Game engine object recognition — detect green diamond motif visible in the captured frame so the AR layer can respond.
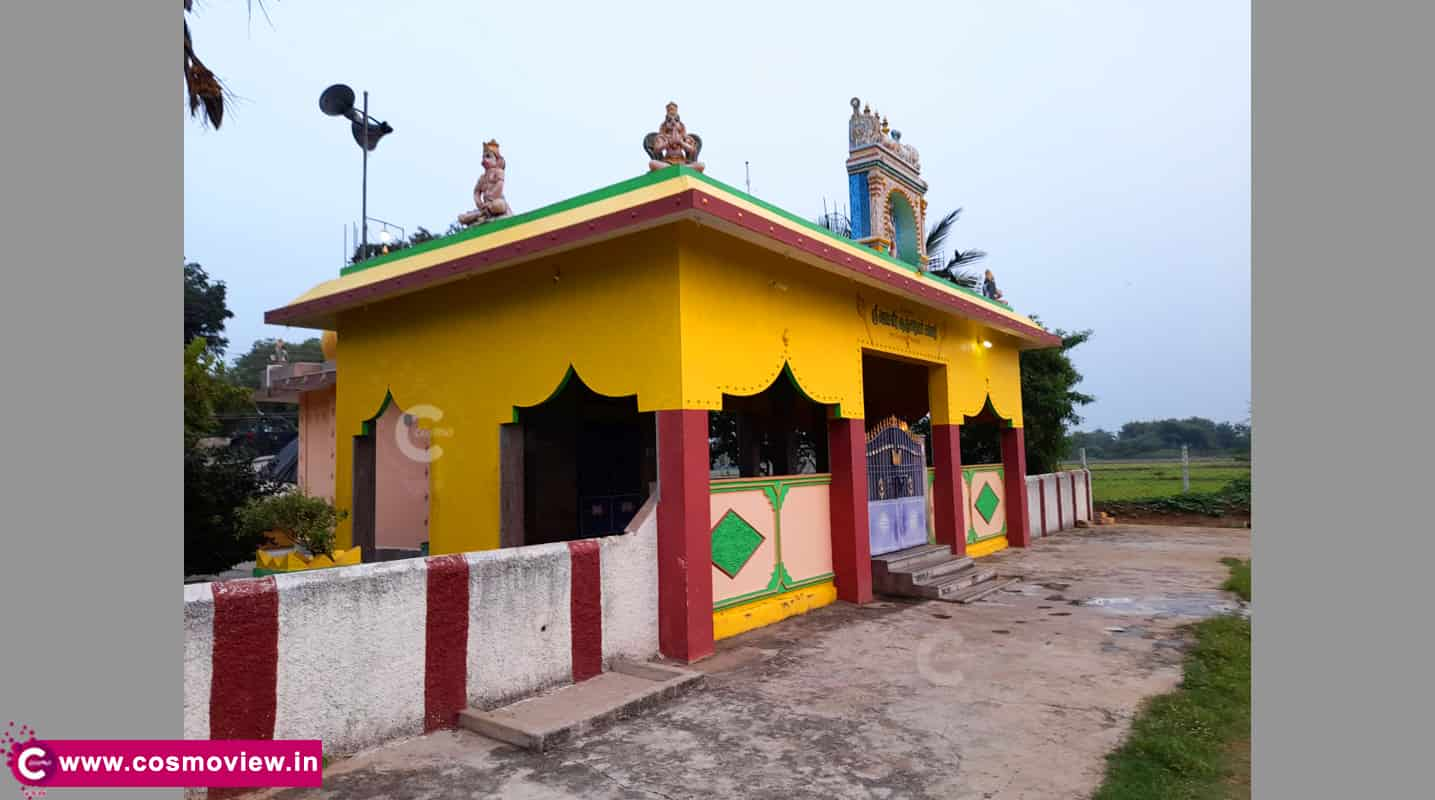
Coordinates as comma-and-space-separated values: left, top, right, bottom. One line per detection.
711, 510, 764, 578
974, 483, 1001, 524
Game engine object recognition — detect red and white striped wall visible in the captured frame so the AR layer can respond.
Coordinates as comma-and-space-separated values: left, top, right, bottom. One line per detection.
183, 501, 658, 755
1024, 469, 1093, 539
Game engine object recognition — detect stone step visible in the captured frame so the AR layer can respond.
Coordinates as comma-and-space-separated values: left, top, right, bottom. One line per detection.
918, 567, 997, 600
871, 545, 952, 579
907, 556, 974, 585
458, 659, 703, 752
877, 557, 975, 595
951, 576, 1022, 604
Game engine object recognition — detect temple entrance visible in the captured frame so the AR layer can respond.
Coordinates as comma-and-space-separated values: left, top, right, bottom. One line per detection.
506, 372, 655, 547
861, 351, 935, 555
865, 417, 928, 555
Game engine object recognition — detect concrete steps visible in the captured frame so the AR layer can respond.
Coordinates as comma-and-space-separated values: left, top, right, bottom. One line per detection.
872, 544, 1016, 604
458, 659, 703, 752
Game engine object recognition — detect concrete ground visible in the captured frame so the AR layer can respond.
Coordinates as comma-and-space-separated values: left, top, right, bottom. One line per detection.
256, 524, 1250, 800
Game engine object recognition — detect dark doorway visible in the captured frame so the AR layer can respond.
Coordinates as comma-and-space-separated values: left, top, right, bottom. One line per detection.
709, 369, 829, 478
961, 399, 1006, 466
351, 432, 377, 561
861, 351, 935, 465
514, 374, 655, 546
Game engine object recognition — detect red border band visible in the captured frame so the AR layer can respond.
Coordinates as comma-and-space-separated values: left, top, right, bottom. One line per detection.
424, 555, 471, 731
266, 189, 1059, 348
567, 540, 603, 682
210, 578, 279, 740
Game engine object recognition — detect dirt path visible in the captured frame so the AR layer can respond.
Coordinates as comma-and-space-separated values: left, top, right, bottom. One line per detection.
256, 525, 1250, 800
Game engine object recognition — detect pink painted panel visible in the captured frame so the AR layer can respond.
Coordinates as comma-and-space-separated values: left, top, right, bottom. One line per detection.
298, 386, 337, 502
710, 489, 778, 606
373, 402, 431, 550
967, 470, 1007, 539
779, 484, 834, 584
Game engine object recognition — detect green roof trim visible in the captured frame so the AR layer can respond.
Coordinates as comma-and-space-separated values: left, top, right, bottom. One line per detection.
338, 167, 689, 276
359, 390, 395, 436
335, 164, 1020, 319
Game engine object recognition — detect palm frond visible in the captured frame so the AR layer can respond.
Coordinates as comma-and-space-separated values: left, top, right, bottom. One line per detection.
183, 24, 225, 128
931, 267, 981, 289
948, 247, 987, 267
184, 2, 262, 130
924, 207, 963, 255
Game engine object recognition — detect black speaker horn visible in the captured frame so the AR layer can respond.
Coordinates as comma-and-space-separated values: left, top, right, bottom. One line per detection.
350, 119, 394, 151
319, 84, 355, 117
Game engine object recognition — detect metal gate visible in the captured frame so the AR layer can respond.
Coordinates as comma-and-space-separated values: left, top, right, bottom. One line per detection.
866, 417, 929, 556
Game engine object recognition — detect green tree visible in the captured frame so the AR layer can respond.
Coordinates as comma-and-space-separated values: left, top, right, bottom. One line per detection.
229, 337, 326, 389
924, 208, 986, 288
1019, 325, 1095, 474
185, 337, 252, 448
185, 447, 277, 575
908, 322, 1093, 473
184, 262, 234, 353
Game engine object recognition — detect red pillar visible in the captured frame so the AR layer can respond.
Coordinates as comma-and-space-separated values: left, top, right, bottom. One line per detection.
655, 410, 714, 663
1001, 427, 1032, 547
931, 424, 967, 557
827, 417, 874, 604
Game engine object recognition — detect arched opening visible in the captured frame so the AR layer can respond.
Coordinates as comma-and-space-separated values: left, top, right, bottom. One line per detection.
508, 371, 656, 546
961, 395, 1010, 466
351, 392, 433, 562
708, 367, 830, 478
889, 192, 920, 267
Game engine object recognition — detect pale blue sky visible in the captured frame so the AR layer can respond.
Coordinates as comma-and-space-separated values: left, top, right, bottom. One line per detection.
183, 0, 1250, 431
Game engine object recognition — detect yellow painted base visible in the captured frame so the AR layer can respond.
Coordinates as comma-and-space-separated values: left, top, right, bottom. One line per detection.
713, 581, 838, 641
966, 536, 1009, 559
255, 546, 362, 574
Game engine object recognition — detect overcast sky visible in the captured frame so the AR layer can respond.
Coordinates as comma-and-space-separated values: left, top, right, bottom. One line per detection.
183, 0, 1250, 432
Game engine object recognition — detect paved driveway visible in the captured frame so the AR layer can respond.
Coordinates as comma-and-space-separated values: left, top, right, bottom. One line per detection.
258, 525, 1250, 800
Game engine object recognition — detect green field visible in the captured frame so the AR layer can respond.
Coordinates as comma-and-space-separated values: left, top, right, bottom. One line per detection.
1063, 459, 1251, 503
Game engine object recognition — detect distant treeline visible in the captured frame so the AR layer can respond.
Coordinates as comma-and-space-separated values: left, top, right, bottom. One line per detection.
1067, 417, 1250, 460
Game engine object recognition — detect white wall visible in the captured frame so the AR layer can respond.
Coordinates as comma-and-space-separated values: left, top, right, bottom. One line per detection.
183, 500, 661, 755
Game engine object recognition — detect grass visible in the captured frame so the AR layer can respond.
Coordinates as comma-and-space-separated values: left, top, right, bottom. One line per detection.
1098, 477, 1250, 519
1221, 558, 1251, 601
1092, 560, 1251, 800
1065, 459, 1251, 503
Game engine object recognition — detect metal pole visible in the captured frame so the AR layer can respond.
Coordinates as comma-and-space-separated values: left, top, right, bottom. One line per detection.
361, 90, 369, 259
1080, 447, 1088, 469
745, 161, 751, 194
1181, 444, 1190, 493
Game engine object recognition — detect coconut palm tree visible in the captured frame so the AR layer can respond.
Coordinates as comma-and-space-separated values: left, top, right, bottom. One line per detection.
184, 1, 269, 129
924, 208, 987, 288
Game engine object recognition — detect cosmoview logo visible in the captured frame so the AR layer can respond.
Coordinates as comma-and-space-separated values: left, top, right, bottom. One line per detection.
396, 404, 448, 463
14, 745, 53, 783
4, 722, 50, 799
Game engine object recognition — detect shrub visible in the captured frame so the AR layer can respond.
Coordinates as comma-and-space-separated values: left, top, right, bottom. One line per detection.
238, 491, 349, 558
185, 447, 279, 576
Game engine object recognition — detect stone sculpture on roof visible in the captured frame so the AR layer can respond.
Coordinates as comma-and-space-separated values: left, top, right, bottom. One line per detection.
644, 102, 705, 172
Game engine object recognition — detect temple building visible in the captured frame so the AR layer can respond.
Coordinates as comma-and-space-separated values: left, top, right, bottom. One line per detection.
265, 99, 1077, 663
